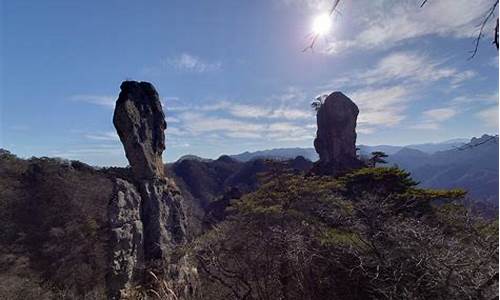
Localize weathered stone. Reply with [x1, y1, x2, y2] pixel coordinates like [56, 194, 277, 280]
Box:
[112, 80, 189, 260]
[313, 91, 363, 175]
[113, 81, 166, 180]
[139, 178, 187, 260]
[113, 81, 190, 263]
[110, 81, 194, 297]
[107, 178, 144, 300]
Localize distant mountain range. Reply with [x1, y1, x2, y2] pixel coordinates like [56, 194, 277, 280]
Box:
[172, 135, 498, 213]
[226, 138, 470, 162]
[387, 135, 499, 206]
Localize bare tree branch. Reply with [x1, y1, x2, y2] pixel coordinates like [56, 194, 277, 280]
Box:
[422, 1, 499, 58]
[494, 18, 499, 49]
[468, 0, 499, 59]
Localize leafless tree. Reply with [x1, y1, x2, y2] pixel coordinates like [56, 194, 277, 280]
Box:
[421, 0, 499, 59]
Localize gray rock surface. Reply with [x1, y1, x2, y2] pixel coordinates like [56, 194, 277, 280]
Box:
[107, 178, 144, 299]
[108, 80, 193, 297]
[113, 81, 166, 180]
[139, 178, 187, 260]
[112, 80, 188, 260]
[313, 91, 363, 175]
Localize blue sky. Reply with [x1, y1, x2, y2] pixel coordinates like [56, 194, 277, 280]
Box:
[1, 0, 498, 165]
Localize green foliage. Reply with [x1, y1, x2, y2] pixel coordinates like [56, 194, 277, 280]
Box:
[311, 94, 328, 112]
[368, 151, 389, 167]
[337, 167, 418, 196]
[193, 167, 497, 300]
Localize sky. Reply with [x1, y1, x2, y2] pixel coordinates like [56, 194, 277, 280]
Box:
[1, 0, 498, 165]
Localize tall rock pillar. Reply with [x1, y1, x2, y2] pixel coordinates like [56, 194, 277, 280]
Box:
[313, 91, 363, 175]
[113, 81, 188, 260]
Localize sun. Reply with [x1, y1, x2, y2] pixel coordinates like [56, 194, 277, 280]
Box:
[312, 13, 332, 36]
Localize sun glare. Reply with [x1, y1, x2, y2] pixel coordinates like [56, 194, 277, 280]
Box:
[312, 14, 332, 36]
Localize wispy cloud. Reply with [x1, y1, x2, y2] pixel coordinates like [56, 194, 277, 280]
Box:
[349, 85, 409, 130]
[269, 87, 306, 103]
[275, 0, 330, 11]
[320, 0, 494, 55]
[411, 107, 459, 130]
[84, 131, 119, 142]
[328, 51, 473, 89]
[70, 95, 115, 108]
[423, 108, 458, 121]
[318, 50, 480, 134]
[476, 106, 499, 128]
[166, 53, 221, 73]
[177, 100, 313, 121]
[451, 92, 499, 105]
[177, 111, 314, 142]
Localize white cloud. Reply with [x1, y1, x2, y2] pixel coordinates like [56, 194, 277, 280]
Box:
[70, 95, 115, 108]
[349, 85, 410, 129]
[319, 51, 481, 133]
[450, 70, 477, 86]
[488, 56, 499, 68]
[179, 112, 265, 135]
[476, 106, 499, 128]
[167, 126, 186, 136]
[328, 51, 473, 89]
[423, 107, 458, 121]
[411, 107, 459, 130]
[228, 103, 272, 118]
[225, 131, 263, 139]
[275, 0, 330, 11]
[269, 87, 306, 103]
[179, 100, 313, 121]
[177, 111, 314, 142]
[321, 0, 494, 54]
[167, 53, 221, 73]
[84, 131, 119, 141]
[167, 116, 181, 123]
[451, 92, 499, 105]
[269, 107, 312, 120]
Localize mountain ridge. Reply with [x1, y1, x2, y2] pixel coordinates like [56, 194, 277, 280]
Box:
[223, 137, 474, 162]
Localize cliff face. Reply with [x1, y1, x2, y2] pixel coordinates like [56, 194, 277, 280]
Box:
[313, 92, 363, 175]
[108, 81, 192, 298]
[107, 178, 144, 297]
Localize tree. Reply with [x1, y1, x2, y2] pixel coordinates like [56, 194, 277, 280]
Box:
[368, 151, 388, 167]
[191, 167, 496, 299]
[311, 94, 328, 112]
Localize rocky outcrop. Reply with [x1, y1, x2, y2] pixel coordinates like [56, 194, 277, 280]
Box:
[139, 178, 187, 260]
[113, 81, 166, 180]
[112, 80, 188, 260]
[107, 178, 144, 299]
[313, 92, 363, 175]
[108, 81, 192, 298]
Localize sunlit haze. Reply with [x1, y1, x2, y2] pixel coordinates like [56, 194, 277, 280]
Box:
[312, 13, 332, 36]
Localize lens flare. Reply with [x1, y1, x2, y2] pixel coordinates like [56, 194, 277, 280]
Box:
[312, 14, 332, 36]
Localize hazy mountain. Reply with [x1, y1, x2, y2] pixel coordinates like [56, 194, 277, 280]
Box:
[229, 138, 469, 162]
[230, 148, 318, 162]
[217, 135, 498, 206]
[405, 138, 469, 154]
[387, 135, 499, 206]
